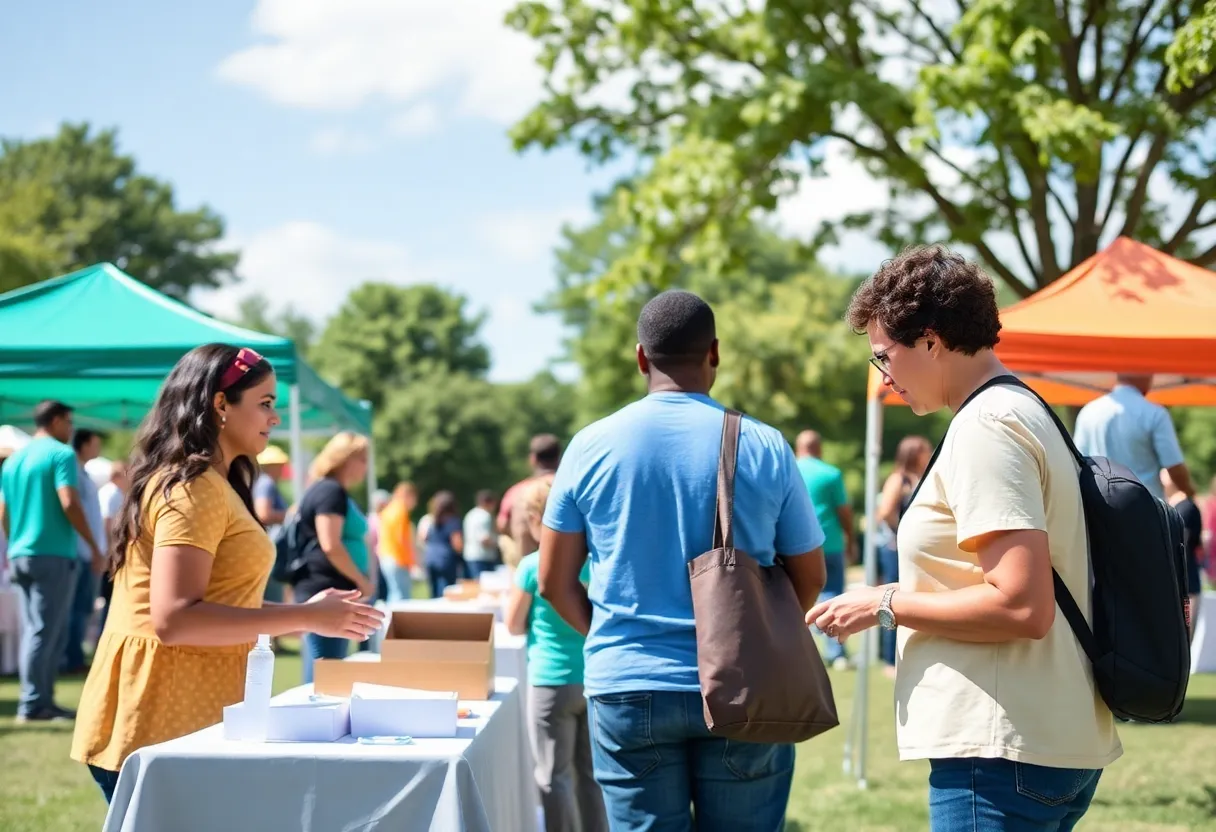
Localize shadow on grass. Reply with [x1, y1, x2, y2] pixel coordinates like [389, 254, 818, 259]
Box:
[1178, 696, 1216, 726]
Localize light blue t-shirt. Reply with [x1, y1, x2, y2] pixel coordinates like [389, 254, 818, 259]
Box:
[797, 456, 848, 556]
[543, 392, 825, 698]
[1073, 385, 1185, 500]
[0, 436, 78, 558]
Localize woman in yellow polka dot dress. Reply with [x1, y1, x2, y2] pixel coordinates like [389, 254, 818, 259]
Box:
[71, 344, 384, 803]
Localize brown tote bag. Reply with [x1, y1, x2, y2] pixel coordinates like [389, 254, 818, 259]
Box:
[688, 409, 839, 744]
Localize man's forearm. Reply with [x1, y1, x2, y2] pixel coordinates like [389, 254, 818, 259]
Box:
[545, 584, 592, 637]
[64, 501, 99, 552]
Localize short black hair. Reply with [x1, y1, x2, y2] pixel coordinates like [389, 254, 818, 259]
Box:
[637, 290, 716, 366]
[529, 434, 562, 468]
[73, 428, 103, 453]
[34, 400, 72, 430]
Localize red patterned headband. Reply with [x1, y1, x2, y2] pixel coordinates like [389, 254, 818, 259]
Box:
[220, 348, 265, 390]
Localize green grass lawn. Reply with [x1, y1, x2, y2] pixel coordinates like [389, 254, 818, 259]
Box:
[2, 647, 1213, 832]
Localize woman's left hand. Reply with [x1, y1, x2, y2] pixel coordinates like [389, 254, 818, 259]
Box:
[806, 585, 891, 641]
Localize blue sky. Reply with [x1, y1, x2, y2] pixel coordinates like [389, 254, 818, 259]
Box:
[1, 0, 888, 381]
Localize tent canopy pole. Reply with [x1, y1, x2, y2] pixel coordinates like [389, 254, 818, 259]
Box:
[289, 384, 305, 506]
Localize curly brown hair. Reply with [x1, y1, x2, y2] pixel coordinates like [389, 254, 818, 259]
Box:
[846, 245, 1002, 355]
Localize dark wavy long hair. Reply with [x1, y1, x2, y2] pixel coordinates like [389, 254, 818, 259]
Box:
[110, 344, 274, 574]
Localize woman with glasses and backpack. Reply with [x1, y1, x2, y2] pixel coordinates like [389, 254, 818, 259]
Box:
[808, 246, 1121, 831]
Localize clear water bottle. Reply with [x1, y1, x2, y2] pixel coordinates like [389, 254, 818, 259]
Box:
[243, 634, 275, 740]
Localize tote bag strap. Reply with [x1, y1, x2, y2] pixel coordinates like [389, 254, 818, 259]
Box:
[712, 410, 743, 551]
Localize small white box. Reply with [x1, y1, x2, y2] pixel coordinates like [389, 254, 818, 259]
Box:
[223, 698, 351, 742]
[348, 682, 459, 739]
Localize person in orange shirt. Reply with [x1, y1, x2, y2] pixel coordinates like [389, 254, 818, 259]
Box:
[377, 482, 418, 603]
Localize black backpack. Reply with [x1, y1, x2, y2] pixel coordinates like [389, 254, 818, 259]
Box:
[916, 375, 1191, 723]
[270, 509, 305, 584]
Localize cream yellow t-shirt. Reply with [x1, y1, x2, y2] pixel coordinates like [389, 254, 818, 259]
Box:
[895, 385, 1122, 769]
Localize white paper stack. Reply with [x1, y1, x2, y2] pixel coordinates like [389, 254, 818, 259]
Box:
[223, 697, 350, 742]
[348, 682, 459, 739]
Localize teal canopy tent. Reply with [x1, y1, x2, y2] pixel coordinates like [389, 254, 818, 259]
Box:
[0, 262, 375, 499]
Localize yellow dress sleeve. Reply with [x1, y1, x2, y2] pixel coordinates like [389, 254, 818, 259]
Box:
[150, 474, 230, 556]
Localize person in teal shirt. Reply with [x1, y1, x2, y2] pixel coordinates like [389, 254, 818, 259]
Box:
[0, 401, 102, 722]
[506, 476, 607, 832]
[795, 429, 854, 668]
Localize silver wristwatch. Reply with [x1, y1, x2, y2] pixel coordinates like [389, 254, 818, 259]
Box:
[877, 586, 899, 631]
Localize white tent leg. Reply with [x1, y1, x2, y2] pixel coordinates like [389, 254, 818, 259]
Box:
[289, 385, 305, 506]
[847, 393, 884, 789]
[366, 435, 378, 506]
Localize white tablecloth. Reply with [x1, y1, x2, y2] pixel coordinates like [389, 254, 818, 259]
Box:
[103, 678, 532, 832]
[374, 599, 537, 819]
[1192, 590, 1216, 674]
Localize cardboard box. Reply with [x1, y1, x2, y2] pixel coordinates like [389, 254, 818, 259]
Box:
[223, 698, 350, 742]
[348, 682, 459, 739]
[442, 580, 482, 601]
[314, 611, 495, 700]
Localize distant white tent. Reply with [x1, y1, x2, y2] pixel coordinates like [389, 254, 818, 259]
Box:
[0, 424, 31, 451]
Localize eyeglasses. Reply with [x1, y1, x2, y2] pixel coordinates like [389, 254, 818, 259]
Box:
[868, 347, 891, 375]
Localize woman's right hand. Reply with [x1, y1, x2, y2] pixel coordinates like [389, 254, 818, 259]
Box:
[303, 588, 385, 641]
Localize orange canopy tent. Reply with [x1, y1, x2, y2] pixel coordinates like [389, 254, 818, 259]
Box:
[847, 238, 1216, 789]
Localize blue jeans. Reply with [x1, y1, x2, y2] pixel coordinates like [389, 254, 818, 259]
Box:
[11, 556, 78, 716]
[89, 765, 120, 804]
[381, 559, 413, 603]
[465, 560, 498, 579]
[588, 690, 794, 831]
[877, 545, 900, 666]
[301, 633, 349, 684]
[929, 758, 1102, 832]
[427, 562, 459, 598]
[62, 560, 98, 670]
[811, 553, 847, 663]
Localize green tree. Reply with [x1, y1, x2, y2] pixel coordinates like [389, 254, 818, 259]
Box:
[494, 370, 579, 481]
[507, 0, 1216, 297]
[232, 292, 317, 355]
[376, 370, 512, 507]
[0, 123, 238, 296]
[311, 283, 491, 410]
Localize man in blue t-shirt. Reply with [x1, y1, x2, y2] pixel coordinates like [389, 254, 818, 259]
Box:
[540, 290, 826, 831]
[795, 429, 854, 669]
[0, 401, 102, 722]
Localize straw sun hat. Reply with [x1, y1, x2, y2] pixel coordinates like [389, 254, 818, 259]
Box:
[257, 445, 290, 466]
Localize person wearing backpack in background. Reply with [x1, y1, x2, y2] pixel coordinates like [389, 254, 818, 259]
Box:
[809, 245, 1121, 831]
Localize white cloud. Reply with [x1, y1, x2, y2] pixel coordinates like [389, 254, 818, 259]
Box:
[198, 221, 430, 321]
[195, 221, 567, 382]
[476, 206, 592, 263]
[387, 103, 441, 137]
[308, 126, 377, 155]
[217, 0, 542, 125]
